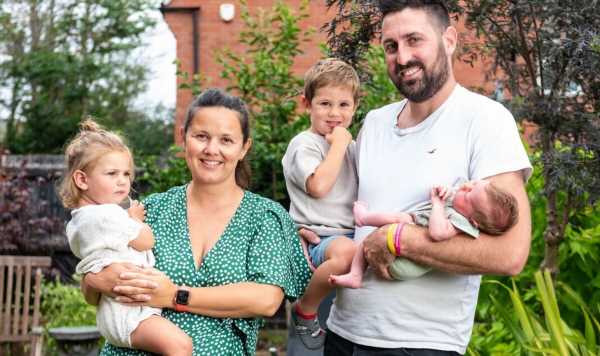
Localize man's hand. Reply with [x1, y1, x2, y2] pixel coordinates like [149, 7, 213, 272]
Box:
[363, 226, 395, 280]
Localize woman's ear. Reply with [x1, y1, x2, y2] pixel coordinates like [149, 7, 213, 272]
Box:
[241, 138, 253, 160]
[73, 170, 89, 191]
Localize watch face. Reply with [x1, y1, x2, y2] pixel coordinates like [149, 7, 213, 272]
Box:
[175, 289, 190, 305]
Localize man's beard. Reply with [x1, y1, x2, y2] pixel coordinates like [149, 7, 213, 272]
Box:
[389, 41, 450, 103]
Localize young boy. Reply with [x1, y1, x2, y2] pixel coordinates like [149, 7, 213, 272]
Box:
[282, 58, 360, 350]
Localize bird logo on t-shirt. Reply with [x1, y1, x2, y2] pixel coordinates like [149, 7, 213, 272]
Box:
[427, 148, 437, 154]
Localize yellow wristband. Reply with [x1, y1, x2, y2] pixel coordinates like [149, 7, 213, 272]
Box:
[387, 223, 398, 255]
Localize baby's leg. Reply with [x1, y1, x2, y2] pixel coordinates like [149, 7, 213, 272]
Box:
[353, 201, 413, 227]
[131, 315, 193, 356]
[328, 241, 365, 288]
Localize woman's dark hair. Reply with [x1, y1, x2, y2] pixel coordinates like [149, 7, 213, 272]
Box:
[378, 0, 450, 31]
[183, 88, 252, 189]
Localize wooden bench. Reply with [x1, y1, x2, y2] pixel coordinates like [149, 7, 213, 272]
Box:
[0, 255, 52, 356]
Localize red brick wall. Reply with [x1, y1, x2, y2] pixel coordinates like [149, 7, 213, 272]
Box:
[161, 1, 490, 143]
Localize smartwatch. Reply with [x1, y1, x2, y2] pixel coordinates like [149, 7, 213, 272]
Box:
[173, 286, 191, 312]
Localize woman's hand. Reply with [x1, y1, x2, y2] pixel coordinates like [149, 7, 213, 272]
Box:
[82, 263, 148, 305]
[114, 267, 176, 308]
[83, 263, 142, 297]
[297, 228, 319, 271]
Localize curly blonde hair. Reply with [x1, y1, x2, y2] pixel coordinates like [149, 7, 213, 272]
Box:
[58, 118, 133, 209]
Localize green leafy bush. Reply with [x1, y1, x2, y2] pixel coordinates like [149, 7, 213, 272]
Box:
[41, 277, 96, 328]
[41, 276, 99, 355]
[218, 0, 312, 206]
[137, 146, 191, 197]
[471, 158, 600, 354]
[353, 46, 403, 127]
[470, 271, 600, 356]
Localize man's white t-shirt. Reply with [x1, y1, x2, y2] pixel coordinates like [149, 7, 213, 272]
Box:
[326, 85, 532, 353]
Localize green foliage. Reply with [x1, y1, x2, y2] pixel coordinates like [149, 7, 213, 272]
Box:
[101, 105, 175, 157]
[41, 276, 100, 355]
[175, 59, 205, 97]
[41, 277, 96, 328]
[137, 146, 191, 197]
[471, 271, 600, 356]
[0, 0, 161, 154]
[513, 158, 600, 322]
[354, 46, 403, 126]
[593, 36, 600, 54]
[471, 164, 600, 354]
[217, 0, 312, 205]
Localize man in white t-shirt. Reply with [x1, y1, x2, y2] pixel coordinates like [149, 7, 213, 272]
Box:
[301, 1, 532, 355]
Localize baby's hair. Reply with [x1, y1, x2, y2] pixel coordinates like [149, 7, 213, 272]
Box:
[303, 58, 361, 104]
[58, 118, 133, 209]
[473, 182, 519, 235]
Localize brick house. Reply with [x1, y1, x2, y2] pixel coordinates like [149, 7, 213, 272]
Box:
[160, 0, 500, 143]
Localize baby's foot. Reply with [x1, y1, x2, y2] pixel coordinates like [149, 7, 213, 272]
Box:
[329, 272, 362, 289]
[353, 201, 370, 227]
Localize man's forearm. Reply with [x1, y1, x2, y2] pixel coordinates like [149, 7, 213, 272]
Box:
[404, 171, 532, 275]
[400, 224, 512, 274]
[364, 171, 532, 277]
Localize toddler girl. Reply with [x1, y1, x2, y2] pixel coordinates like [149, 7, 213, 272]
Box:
[58, 119, 192, 355]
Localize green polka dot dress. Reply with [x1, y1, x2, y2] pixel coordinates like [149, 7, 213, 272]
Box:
[100, 185, 311, 356]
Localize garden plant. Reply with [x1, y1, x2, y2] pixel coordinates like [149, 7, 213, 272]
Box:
[0, 0, 172, 156]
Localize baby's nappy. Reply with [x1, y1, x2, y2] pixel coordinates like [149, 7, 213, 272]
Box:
[97, 295, 161, 348]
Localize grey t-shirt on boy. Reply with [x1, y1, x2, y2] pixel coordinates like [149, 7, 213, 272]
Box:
[282, 130, 357, 236]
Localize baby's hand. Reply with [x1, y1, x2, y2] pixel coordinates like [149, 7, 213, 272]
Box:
[325, 126, 352, 147]
[128, 200, 146, 222]
[430, 186, 450, 205]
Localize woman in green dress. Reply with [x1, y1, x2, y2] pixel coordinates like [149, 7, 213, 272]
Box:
[82, 88, 311, 355]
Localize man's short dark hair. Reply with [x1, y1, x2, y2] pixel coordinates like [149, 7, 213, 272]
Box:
[378, 0, 450, 31]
